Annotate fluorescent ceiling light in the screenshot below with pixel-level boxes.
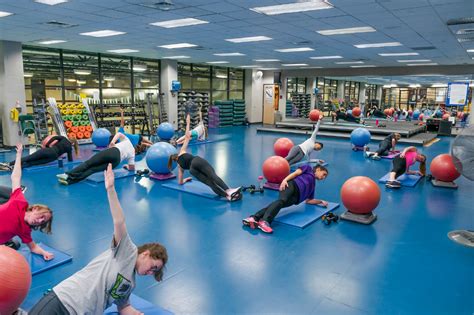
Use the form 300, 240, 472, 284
213, 52, 245, 56
206, 61, 229, 64
104, 76, 115, 81
162, 55, 191, 59
275, 47, 314, 53
409, 84, 421, 88
140, 78, 151, 83
240, 65, 261, 68
226, 36, 272, 43
80, 30, 125, 37
383, 84, 397, 88
77, 80, 86, 84
355, 42, 402, 48
378, 52, 419, 56
133, 64, 147, 72
317, 26, 376, 36
467, 49, 474, 53
67, 79, 76, 82
310, 55, 343, 59
158, 43, 197, 49
335, 61, 364, 64
73, 69, 91, 75
432, 83, 447, 88
107, 49, 139, 53
250, 1, 333, 15
397, 59, 431, 63
24, 73, 34, 78
150, 18, 208, 28
216, 74, 228, 79
259, 67, 279, 70
254, 59, 280, 62
281, 63, 308, 66
35, 0, 68, 5
0, 11, 13, 17
407, 63, 438, 66
351, 65, 376, 68
37, 39, 66, 45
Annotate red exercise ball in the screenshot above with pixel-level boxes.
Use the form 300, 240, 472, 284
341, 176, 381, 214
263, 156, 290, 184
352, 107, 361, 117
408, 110, 413, 116
419, 113, 424, 121
442, 113, 450, 120
430, 154, 460, 182
383, 108, 390, 116
309, 109, 321, 121
273, 138, 294, 158
0, 246, 32, 314
389, 108, 395, 116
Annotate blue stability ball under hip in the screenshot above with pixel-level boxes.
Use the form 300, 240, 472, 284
350, 128, 371, 147
146, 142, 177, 174
157, 122, 175, 140
91, 128, 111, 147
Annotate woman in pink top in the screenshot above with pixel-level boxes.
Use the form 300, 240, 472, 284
386, 146, 426, 188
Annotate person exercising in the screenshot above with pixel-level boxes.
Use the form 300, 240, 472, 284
364, 133, 401, 160
331, 107, 363, 124
176, 109, 207, 145
118, 108, 153, 154
285, 119, 324, 165
386, 146, 426, 188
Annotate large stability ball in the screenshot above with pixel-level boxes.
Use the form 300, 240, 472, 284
273, 138, 294, 157
412, 110, 420, 120
352, 107, 361, 117
419, 113, 424, 121
341, 176, 381, 214
350, 128, 371, 147
430, 154, 461, 182
262, 156, 290, 184
91, 128, 111, 147
0, 246, 32, 314
146, 142, 178, 174
309, 109, 321, 121
157, 122, 175, 140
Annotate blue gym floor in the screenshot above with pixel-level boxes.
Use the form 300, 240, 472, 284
1, 125, 473, 315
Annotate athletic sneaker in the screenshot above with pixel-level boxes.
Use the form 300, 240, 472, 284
58, 178, 69, 185
4, 239, 20, 250
0, 162, 12, 171
385, 180, 401, 188
371, 155, 381, 161
258, 220, 273, 234
56, 173, 68, 181
242, 216, 257, 229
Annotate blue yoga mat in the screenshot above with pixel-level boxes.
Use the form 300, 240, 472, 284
290, 159, 329, 170
86, 168, 135, 183
24, 159, 83, 172
186, 139, 216, 146
19, 243, 72, 276
162, 180, 227, 201
379, 173, 423, 187
274, 202, 340, 228
104, 294, 173, 315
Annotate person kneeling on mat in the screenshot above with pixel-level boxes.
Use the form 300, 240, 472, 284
56, 132, 135, 185
386, 146, 426, 188
285, 119, 324, 165
118, 108, 153, 155
243, 165, 329, 234
364, 133, 401, 160
0, 134, 79, 171
0, 144, 54, 260
29, 164, 168, 315
168, 114, 241, 201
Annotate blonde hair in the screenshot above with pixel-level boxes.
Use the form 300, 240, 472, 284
68, 135, 80, 156
137, 243, 168, 281
27, 204, 53, 234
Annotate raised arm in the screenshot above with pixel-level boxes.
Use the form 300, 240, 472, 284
310, 120, 321, 141
120, 108, 125, 128
11, 143, 23, 191
179, 114, 191, 155
104, 163, 127, 244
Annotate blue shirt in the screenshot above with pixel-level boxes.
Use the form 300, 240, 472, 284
118, 127, 140, 147
293, 164, 316, 203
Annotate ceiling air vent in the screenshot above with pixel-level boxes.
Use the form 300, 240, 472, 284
139, 0, 175, 11
43, 20, 78, 28
411, 46, 436, 51
456, 28, 474, 35
447, 17, 474, 26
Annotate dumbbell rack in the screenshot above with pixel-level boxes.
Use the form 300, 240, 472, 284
95, 103, 148, 134
177, 91, 209, 133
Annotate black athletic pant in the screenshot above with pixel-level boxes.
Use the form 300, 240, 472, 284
336, 112, 360, 123
189, 156, 229, 197
29, 291, 70, 315
372, 109, 386, 118
253, 181, 300, 224
9, 147, 60, 168
285, 146, 305, 165
391, 156, 407, 179
66, 147, 120, 184
0, 185, 10, 204
376, 139, 392, 156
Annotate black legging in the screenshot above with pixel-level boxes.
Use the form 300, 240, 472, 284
253, 181, 300, 223
285, 146, 305, 165
188, 156, 229, 197
372, 109, 386, 118
391, 156, 407, 179
66, 147, 121, 184
376, 139, 392, 156
336, 112, 360, 123
0, 185, 10, 204
29, 291, 69, 315
9, 147, 60, 168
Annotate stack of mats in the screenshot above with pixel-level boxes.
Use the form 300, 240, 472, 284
214, 100, 234, 127
286, 100, 293, 117
208, 106, 219, 128
232, 99, 246, 126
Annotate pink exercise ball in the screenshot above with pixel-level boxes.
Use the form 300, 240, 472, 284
341, 176, 381, 214
263, 156, 290, 184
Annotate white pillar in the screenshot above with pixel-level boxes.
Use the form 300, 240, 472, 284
376, 85, 383, 104
0, 41, 26, 146
160, 60, 178, 128
359, 82, 367, 105
337, 80, 345, 99
308, 77, 316, 109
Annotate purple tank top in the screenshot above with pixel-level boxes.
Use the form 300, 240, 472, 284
293, 164, 316, 203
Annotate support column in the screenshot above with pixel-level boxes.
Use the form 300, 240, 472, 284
376, 85, 383, 104
337, 80, 345, 99
359, 82, 367, 105
160, 60, 178, 128
0, 41, 26, 146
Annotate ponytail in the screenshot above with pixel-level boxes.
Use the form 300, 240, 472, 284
168, 154, 178, 171
69, 135, 80, 156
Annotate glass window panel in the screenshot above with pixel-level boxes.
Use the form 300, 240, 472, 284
23, 47, 61, 86
193, 77, 210, 90
62, 51, 99, 88
229, 91, 243, 100
101, 55, 131, 89
212, 90, 227, 101
133, 58, 159, 90
179, 76, 192, 90
229, 69, 243, 80
213, 78, 227, 90
230, 79, 243, 90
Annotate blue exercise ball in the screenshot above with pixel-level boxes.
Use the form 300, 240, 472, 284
350, 128, 371, 147
157, 122, 175, 140
412, 110, 420, 120
91, 128, 111, 147
146, 142, 177, 174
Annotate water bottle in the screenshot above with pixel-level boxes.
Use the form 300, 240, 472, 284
258, 176, 264, 190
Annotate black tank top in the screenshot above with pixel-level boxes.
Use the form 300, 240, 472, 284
177, 153, 195, 170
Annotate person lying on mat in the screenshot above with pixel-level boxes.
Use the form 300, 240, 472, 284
366, 105, 387, 119
176, 109, 207, 145
118, 107, 153, 155
331, 108, 363, 124
243, 164, 328, 234
30, 164, 168, 315
56, 133, 135, 185
0, 134, 79, 171
364, 133, 401, 160
285, 119, 324, 165
168, 114, 242, 201
0, 144, 54, 260
386, 146, 426, 188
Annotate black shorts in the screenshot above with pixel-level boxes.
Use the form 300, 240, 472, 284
391, 156, 407, 179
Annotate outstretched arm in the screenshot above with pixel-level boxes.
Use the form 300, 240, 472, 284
11, 143, 23, 191
120, 108, 125, 128
104, 164, 127, 245
27, 241, 54, 261
310, 120, 321, 141
179, 114, 191, 155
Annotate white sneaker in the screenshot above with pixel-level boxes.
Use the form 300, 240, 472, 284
56, 173, 68, 181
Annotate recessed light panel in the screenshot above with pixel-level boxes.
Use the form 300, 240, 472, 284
80, 30, 125, 37
250, 1, 333, 15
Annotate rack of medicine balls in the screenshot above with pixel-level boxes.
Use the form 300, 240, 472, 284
94, 103, 149, 133
57, 103, 93, 142
177, 91, 209, 133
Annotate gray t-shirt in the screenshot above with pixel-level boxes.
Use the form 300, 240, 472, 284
54, 233, 138, 315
